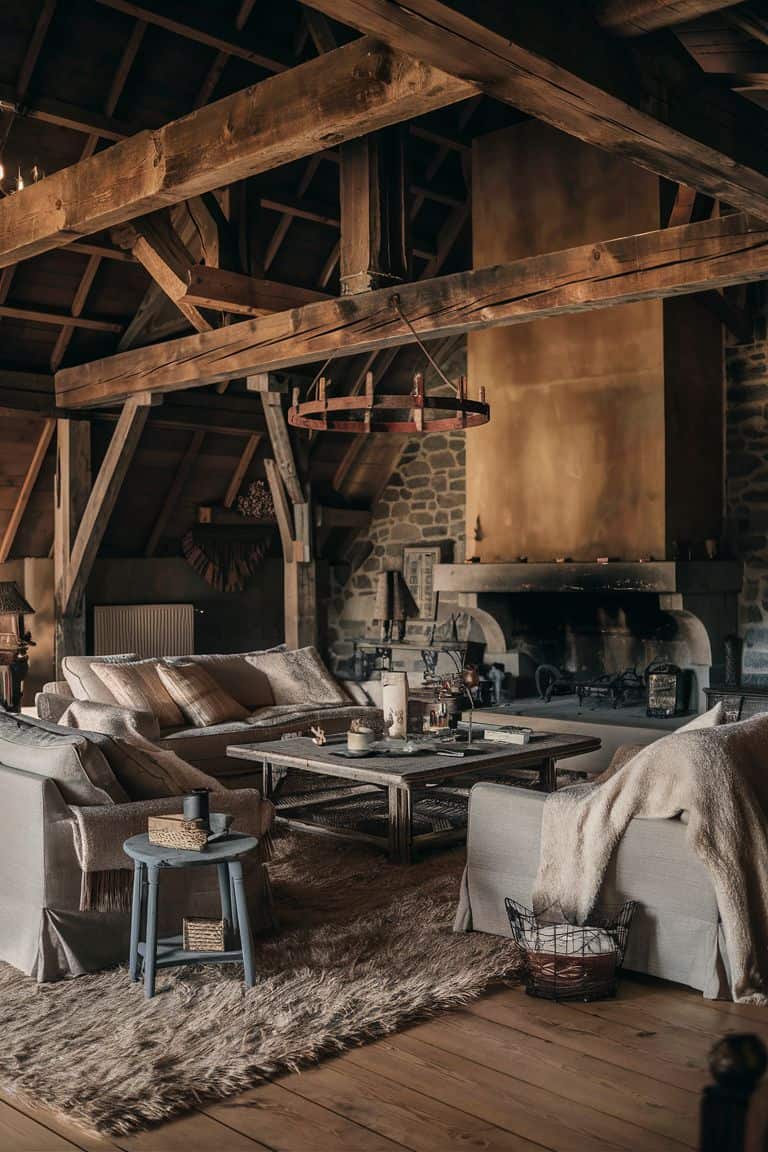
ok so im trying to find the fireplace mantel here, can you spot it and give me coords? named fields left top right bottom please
left=433, top=561, right=742, bottom=596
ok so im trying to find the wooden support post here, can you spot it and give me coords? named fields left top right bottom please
left=54, top=420, right=91, bottom=673
left=0, top=418, right=55, bottom=563
left=259, top=375, right=317, bottom=648
left=63, top=396, right=152, bottom=617
left=339, top=126, right=410, bottom=294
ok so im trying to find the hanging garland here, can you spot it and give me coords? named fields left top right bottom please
left=182, top=531, right=269, bottom=593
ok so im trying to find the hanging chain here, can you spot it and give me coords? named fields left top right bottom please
left=391, top=294, right=457, bottom=394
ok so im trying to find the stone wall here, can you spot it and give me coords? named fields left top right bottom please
left=726, top=286, right=768, bottom=633
left=327, top=427, right=466, bottom=665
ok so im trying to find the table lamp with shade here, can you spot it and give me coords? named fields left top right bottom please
left=0, top=582, right=35, bottom=712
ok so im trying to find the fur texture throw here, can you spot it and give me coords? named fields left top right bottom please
left=533, top=710, right=768, bottom=1003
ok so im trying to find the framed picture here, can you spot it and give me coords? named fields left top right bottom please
left=402, top=545, right=442, bottom=621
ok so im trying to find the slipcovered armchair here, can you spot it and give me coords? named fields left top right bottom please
left=0, top=712, right=274, bottom=982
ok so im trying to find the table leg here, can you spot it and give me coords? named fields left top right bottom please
left=144, top=864, right=160, bottom=999
left=388, top=784, right=413, bottom=865
left=230, top=860, right=255, bottom=989
left=540, top=757, right=557, bottom=792
left=261, top=760, right=274, bottom=799
left=230, top=872, right=239, bottom=937
left=217, top=862, right=233, bottom=931
left=129, top=861, right=145, bottom=982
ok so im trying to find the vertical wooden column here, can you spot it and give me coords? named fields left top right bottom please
left=54, top=420, right=91, bottom=673
left=339, top=126, right=410, bottom=295
left=252, top=373, right=317, bottom=649
left=252, top=375, right=317, bottom=649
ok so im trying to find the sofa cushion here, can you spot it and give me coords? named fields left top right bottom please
left=61, top=654, right=138, bottom=705
left=166, top=653, right=274, bottom=711
left=245, top=646, right=348, bottom=706
left=156, top=661, right=249, bottom=727
left=92, top=659, right=185, bottom=729
left=0, top=711, right=128, bottom=805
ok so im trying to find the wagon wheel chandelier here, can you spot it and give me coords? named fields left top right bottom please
left=287, top=294, right=490, bottom=435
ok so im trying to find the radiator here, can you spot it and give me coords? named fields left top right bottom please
left=93, top=604, right=195, bottom=658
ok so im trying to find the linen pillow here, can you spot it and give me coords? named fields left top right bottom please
left=92, top=659, right=185, bottom=730
left=0, top=711, right=128, bottom=805
left=245, top=646, right=348, bottom=706
left=156, top=661, right=249, bottom=727
left=61, top=653, right=138, bottom=705
left=165, top=653, right=274, bottom=711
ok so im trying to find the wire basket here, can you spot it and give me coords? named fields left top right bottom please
left=505, top=899, right=637, bottom=1002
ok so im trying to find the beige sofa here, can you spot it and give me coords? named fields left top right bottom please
left=36, top=648, right=381, bottom=783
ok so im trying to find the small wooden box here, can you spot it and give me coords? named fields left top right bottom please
left=183, top=916, right=227, bottom=952
left=147, top=813, right=208, bottom=852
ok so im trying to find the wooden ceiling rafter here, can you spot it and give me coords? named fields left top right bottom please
left=50, top=17, right=148, bottom=371
left=303, top=0, right=768, bottom=221
left=595, top=0, right=743, bottom=35
left=93, top=0, right=288, bottom=75
left=0, top=0, right=58, bottom=314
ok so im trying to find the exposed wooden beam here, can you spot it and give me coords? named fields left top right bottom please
left=0, top=38, right=470, bottom=269
left=118, top=198, right=219, bottom=352
left=304, top=0, right=768, bottom=220
left=340, top=126, right=410, bottom=294
left=223, top=433, right=261, bottom=508
left=0, top=304, right=121, bottom=332
left=145, top=428, right=205, bottom=556
left=56, top=213, right=768, bottom=407
left=264, top=457, right=294, bottom=556
left=0, top=85, right=133, bottom=141
left=63, top=396, right=152, bottom=615
left=68, top=241, right=136, bottom=263
left=49, top=18, right=148, bottom=371
left=193, top=0, right=259, bottom=109
left=594, top=0, right=742, bottom=35
left=112, top=210, right=212, bottom=333
left=182, top=267, right=331, bottom=316
left=0, top=371, right=54, bottom=414
left=257, top=385, right=305, bottom=504
left=0, top=418, right=55, bottom=563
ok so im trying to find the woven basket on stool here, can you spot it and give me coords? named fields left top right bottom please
left=183, top=917, right=228, bottom=952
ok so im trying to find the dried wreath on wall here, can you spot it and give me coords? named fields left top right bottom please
left=237, top=480, right=275, bottom=520
left=182, top=532, right=269, bottom=593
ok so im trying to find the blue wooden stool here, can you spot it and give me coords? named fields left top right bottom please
left=123, top=832, right=259, bottom=998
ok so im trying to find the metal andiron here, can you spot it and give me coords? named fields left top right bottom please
left=0, top=583, right=35, bottom=712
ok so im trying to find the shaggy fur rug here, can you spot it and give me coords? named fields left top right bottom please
left=0, top=833, right=520, bottom=1136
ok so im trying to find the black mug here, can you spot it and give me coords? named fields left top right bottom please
left=183, top=788, right=210, bottom=827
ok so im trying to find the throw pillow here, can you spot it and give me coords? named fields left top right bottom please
left=245, top=646, right=348, bottom=706
left=165, top=653, right=274, bottom=711
left=156, top=661, right=249, bottom=727
left=92, top=659, right=185, bottom=730
left=0, top=711, right=128, bottom=805
left=61, top=653, right=139, bottom=705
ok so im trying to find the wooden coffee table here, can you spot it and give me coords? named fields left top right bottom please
left=227, top=733, right=600, bottom=864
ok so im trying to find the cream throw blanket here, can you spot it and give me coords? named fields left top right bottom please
left=533, top=712, right=768, bottom=1004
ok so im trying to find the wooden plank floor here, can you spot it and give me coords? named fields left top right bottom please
left=2, top=976, right=767, bottom=1152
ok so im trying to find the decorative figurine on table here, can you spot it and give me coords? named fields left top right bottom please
left=310, top=726, right=327, bottom=746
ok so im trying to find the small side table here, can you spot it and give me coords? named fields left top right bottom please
left=123, top=832, right=259, bottom=999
